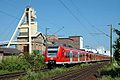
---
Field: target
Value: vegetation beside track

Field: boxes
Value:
[0,56,30,75]
[97,61,120,80]
[0,52,46,75]
[20,63,92,80]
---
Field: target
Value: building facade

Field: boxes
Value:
[47,35,83,49]
[17,32,46,53]
[16,7,46,54]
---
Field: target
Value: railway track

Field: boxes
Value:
[0,71,26,80]
[48,62,109,80]
[0,67,49,80]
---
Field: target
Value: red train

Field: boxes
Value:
[44,45,110,68]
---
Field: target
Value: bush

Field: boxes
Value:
[0,51,47,75]
[0,56,31,72]
[23,52,46,70]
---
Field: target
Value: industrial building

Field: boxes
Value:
[47,35,84,49]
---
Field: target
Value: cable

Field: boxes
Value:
[58,0,83,26]
[53,26,64,35]
[69,0,110,49]
[1,18,18,41]
[58,0,109,49]
[1,0,23,11]
[0,10,20,20]
[58,0,94,41]
[58,0,97,47]
[69,0,110,37]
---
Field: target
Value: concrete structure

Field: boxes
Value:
[7,6,46,54]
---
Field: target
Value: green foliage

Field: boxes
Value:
[0,70,10,75]
[97,61,120,80]
[0,51,46,75]
[23,51,46,70]
[0,56,31,72]
[113,29,120,65]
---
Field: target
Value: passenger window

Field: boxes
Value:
[79,54,82,58]
[83,54,86,58]
[73,53,78,58]
[64,51,70,58]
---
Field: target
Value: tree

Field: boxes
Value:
[113,29,120,65]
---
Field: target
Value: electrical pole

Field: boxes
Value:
[45,28,50,46]
[108,24,113,63]
[110,25,112,63]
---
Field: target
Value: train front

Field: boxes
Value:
[45,46,60,68]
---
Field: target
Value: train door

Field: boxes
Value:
[72,51,78,62]
[85,52,86,62]
[64,50,70,62]
[70,50,72,63]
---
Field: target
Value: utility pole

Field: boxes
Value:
[45,28,50,46]
[110,25,112,63]
[108,24,112,63]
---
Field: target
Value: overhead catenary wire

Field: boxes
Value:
[58,0,109,49]
[1,0,23,11]
[0,10,20,20]
[69,0,110,37]
[58,0,97,47]
[53,26,64,35]
[58,0,85,27]
[58,0,94,41]
[69,0,110,49]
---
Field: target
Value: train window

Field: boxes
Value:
[90,54,92,58]
[48,51,58,56]
[83,54,84,58]
[47,46,58,57]
[83,54,86,58]
[65,52,70,58]
[91,55,93,58]
[73,53,78,58]
[79,54,82,58]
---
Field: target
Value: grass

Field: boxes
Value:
[20,67,67,80]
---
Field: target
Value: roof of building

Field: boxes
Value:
[17,32,46,39]
[69,36,83,38]
[0,48,21,55]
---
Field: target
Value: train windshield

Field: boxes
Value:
[47,46,58,57]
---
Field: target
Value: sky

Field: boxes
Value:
[0,0,120,50]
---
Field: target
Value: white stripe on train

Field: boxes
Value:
[45,59,108,65]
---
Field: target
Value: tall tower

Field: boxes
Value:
[7,6,38,54]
